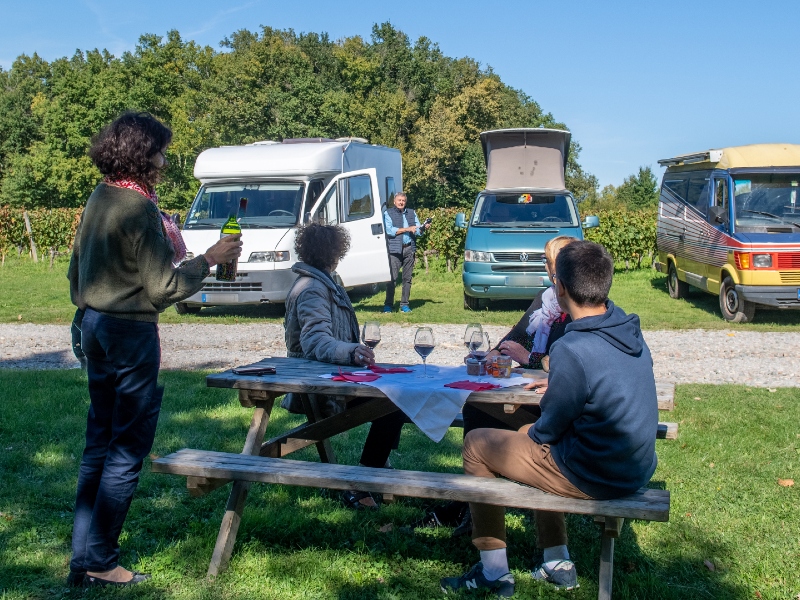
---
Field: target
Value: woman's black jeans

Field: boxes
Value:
[69,308,162,574]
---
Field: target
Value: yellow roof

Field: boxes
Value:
[660,143,800,170]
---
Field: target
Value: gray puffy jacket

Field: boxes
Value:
[281,262,361,416]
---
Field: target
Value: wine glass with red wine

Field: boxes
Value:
[362,321,381,352]
[470,331,490,360]
[414,327,436,378]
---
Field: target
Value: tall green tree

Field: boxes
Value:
[616,166,659,209]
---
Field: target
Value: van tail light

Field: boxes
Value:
[734,252,750,270]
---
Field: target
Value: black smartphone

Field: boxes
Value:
[232,365,276,376]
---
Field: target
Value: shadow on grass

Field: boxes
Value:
[0,348,77,369]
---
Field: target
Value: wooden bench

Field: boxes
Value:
[153,448,670,600]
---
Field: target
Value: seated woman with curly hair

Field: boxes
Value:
[283,223,407,509]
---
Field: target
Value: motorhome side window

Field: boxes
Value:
[305,179,324,215]
[662,177,688,202]
[343,174,373,221]
[317,183,339,225]
[685,172,712,217]
[386,177,396,206]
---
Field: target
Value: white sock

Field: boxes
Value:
[543,545,570,569]
[480,549,509,581]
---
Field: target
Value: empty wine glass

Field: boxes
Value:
[464,323,483,355]
[414,327,436,378]
[470,331,491,360]
[362,321,381,351]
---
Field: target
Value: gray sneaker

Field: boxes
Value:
[531,560,579,590]
[441,562,515,597]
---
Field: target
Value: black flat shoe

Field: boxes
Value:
[66,571,85,587]
[84,572,151,587]
[341,490,380,510]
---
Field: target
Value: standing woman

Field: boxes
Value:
[67,112,242,587]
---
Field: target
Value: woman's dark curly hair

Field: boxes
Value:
[89,111,172,190]
[294,223,351,272]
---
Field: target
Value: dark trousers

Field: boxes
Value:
[350,398,409,468]
[385,246,415,307]
[70,309,162,573]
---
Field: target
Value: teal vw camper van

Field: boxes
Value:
[456,128,599,309]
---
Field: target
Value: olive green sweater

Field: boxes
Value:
[68,183,210,322]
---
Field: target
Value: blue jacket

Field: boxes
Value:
[530,301,658,499]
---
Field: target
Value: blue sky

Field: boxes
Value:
[2,0,798,189]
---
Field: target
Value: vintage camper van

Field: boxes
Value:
[455,128,599,310]
[656,144,800,322]
[177,138,401,313]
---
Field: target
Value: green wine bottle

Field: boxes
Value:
[215,197,247,281]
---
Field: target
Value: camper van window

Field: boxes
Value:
[733,174,800,230]
[305,179,325,215]
[184,182,305,229]
[343,174,373,221]
[686,173,711,216]
[386,177,396,206]
[471,192,578,227]
[663,177,688,202]
[316,182,339,225]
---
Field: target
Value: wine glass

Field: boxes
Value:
[464,323,483,356]
[362,321,381,351]
[470,331,491,360]
[414,327,436,378]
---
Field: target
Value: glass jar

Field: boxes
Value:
[466,358,480,376]
[495,356,512,378]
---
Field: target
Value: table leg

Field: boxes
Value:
[207,396,274,578]
[299,392,337,464]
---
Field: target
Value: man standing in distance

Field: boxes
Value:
[382,192,429,313]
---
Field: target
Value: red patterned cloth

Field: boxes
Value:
[104,177,187,264]
[444,380,500,391]
[369,365,413,374]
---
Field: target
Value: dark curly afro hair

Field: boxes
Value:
[294,223,351,272]
[89,111,172,190]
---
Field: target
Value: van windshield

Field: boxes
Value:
[183,183,305,229]
[471,192,578,227]
[734,174,800,230]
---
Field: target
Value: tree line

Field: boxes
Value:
[0,23,609,212]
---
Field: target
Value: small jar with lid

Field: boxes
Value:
[465,357,481,376]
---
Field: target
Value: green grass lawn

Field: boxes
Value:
[1,370,798,599]
[3,255,800,329]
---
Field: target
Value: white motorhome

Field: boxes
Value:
[177,138,400,313]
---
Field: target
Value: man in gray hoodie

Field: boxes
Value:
[441,241,658,597]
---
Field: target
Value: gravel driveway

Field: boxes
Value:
[1,323,798,388]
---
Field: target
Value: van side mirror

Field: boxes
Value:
[708,205,728,225]
[455,212,466,229]
[582,215,600,229]
[304,211,312,225]
[171,212,181,225]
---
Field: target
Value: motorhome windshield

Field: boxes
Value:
[471,192,578,227]
[733,174,800,231]
[183,183,305,229]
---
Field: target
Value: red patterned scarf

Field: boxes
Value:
[104,177,187,263]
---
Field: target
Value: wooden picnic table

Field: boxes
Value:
[196,355,546,575]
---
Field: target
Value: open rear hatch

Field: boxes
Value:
[480,128,571,190]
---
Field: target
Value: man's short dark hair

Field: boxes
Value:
[555,241,613,306]
[294,223,350,272]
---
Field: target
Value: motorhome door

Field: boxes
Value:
[309,168,391,287]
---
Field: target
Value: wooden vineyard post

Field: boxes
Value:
[23,210,38,263]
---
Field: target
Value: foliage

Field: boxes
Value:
[0,24,599,212]
[615,166,659,209]
[581,207,657,268]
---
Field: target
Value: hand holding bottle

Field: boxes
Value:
[204,234,242,267]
